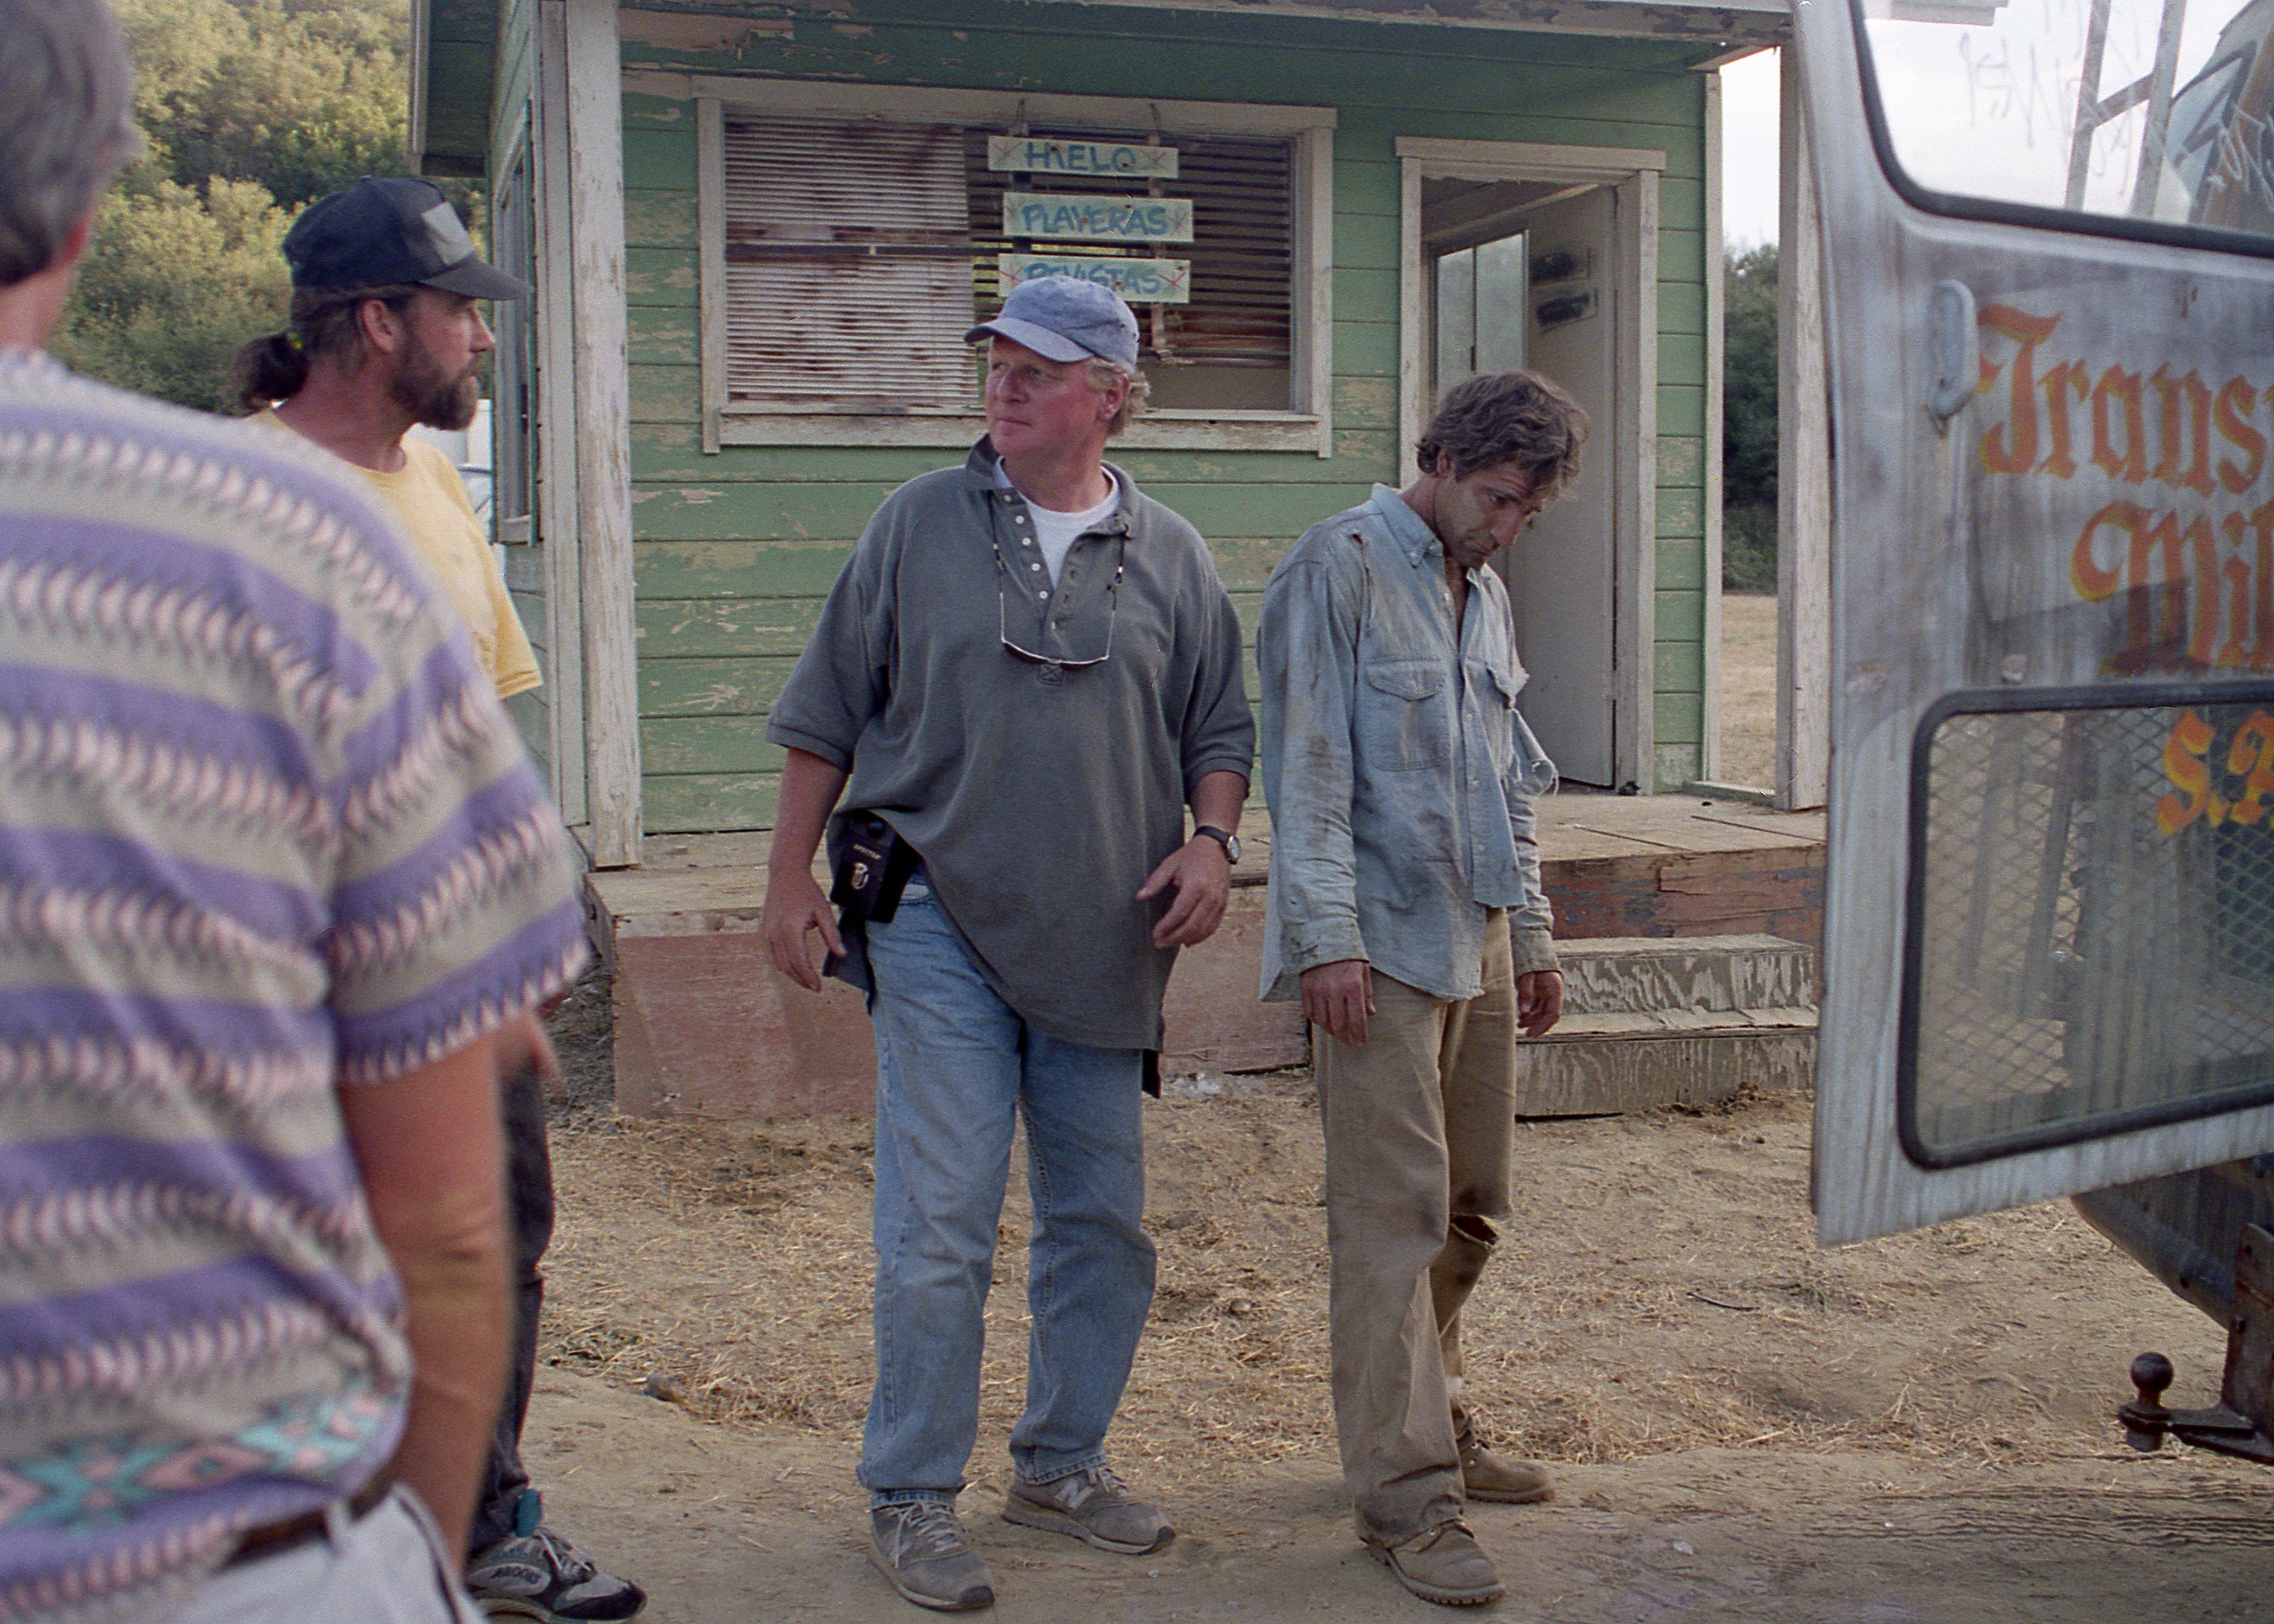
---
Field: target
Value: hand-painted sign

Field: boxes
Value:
[988,136,1178,179]
[1968,301,2274,837]
[1004,192,1194,244]
[999,253,1192,304]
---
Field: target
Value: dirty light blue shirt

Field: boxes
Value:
[1257,485,1558,1003]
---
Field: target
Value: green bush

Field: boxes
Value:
[1723,501,1778,594]
[53,0,460,413]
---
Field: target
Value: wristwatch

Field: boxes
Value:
[1194,825,1241,864]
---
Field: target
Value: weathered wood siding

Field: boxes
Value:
[615,0,1717,831]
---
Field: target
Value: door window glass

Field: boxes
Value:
[1860,0,2274,240]
[1903,688,2274,1167]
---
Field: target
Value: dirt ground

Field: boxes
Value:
[527,976,2274,1622]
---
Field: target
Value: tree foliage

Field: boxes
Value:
[53,0,413,413]
[1723,244,1778,509]
[1722,245,1780,591]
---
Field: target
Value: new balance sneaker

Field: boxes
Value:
[869,1501,996,1612]
[465,1523,647,1621]
[1001,1464,1174,1555]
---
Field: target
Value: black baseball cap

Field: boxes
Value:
[283,177,531,299]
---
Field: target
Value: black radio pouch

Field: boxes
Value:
[829,810,921,924]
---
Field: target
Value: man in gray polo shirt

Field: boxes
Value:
[762,276,1253,1614]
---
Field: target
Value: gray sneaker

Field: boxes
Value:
[1001,1464,1175,1554]
[869,1501,996,1612]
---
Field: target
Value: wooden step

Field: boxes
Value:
[1514,935,1819,1116]
[1559,932,1816,1015]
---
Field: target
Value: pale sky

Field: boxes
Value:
[1722,48,1783,249]
[1718,0,2246,248]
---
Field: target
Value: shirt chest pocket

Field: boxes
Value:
[1477,659,1521,774]
[1358,658,1454,772]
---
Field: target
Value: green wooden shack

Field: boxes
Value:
[413,0,1790,873]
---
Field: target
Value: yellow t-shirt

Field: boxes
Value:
[253,411,541,701]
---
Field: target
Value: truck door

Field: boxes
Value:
[1797,0,2274,1243]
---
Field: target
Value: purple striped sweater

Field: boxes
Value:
[0,350,590,1622]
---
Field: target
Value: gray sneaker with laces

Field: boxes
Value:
[464,1523,646,1621]
[1001,1464,1175,1554]
[869,1501,996,1612]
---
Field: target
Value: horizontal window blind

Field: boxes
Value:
[720,113,1297,412]
[722,115,979,412]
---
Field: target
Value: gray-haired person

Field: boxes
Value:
[1257,371,1587,1607]
[761,275,1254,1612]
[0,3,592,1621]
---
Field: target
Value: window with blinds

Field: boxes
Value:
[718,110,1298,417]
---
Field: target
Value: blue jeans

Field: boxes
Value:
[858,872,1155,1505]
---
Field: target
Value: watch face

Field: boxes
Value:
[1223,833,1241,864]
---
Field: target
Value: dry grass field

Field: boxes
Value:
[1717,591,1777,792]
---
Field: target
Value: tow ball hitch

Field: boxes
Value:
[2121,1224,2274,1464]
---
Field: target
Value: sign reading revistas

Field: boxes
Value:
[1003,192,1194,244]
[987,136,1178,179]
[999,254,1192,304]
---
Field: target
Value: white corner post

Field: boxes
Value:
[1775,45,1832,812]
[562,0,642,866]
[1702,66,1726,785]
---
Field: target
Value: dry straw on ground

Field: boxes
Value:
[537,988,2210,1501]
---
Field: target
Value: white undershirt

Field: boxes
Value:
[995,460,1119,586]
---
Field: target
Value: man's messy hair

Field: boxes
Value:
[1415,370,1589,498]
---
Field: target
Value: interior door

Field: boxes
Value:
[1504,189,1619,787]
[1799,0,2274,1243]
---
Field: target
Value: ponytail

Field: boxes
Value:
[231,331,309,412]
[228,283,423,413]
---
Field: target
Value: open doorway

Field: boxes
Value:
[1397,139,1661,792]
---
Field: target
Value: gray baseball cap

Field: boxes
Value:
[966,275,1139,370]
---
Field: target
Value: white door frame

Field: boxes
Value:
[1396,137,1663,792]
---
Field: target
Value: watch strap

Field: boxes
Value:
[1194,824,1239,863]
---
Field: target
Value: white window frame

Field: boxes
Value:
[692,77,1336,455]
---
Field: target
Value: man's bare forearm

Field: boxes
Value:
[771,747,851,878]
[1190,768,1247,833]
[341,1036,511,1545]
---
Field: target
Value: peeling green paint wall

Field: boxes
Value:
[608,0,1717,831]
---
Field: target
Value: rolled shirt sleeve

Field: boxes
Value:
[1257,551,1370,979]
[1502,706,1560,977]
[1180,555,1259,792]
[766,517,892,771]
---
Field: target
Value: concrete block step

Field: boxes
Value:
[1515,934,1819,1116]
[1511,1017,1817,1117]
[1555,933,1816,1016]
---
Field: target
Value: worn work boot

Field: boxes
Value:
[1001,1463,1175,1554]
[1458,1433,1556,1504]
[1368,1519,1507,1607]
[869,1501,996,1612]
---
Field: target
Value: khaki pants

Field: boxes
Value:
[1314,913,1517,1545]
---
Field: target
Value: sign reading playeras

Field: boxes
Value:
[1002,192,1194,244]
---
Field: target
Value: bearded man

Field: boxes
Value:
[234,178,645,1624]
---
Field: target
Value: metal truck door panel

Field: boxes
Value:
[1799,0,2274,1243]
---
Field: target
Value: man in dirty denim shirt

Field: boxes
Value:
[1256,371,1586,1609]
